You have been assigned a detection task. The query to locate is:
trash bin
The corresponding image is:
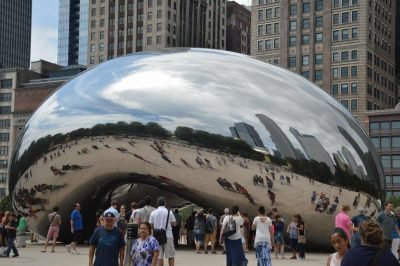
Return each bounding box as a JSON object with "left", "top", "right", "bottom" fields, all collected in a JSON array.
[{"left": 124, "top": 223, "right": 138, "bottom": 266}]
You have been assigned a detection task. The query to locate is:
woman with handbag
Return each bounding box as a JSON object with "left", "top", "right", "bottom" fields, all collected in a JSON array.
[
  {"left": 219, "top": 205, "right": 248, "bottom": 266},
  {"left": 41, "top": 207, "right": 61, "bottom": 253},
  {"left": 296, "top": 214, "right": 306, "bottom": 259}
]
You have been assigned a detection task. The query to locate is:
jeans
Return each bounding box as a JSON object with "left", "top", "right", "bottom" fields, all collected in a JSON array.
[
  {"left": 6, "top": 237, "right": 18, "bottom": 257},
  {"left": 297, "top": 243, "right": 305, "bottom": 258}
]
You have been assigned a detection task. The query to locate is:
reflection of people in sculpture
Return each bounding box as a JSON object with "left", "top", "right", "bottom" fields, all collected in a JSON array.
[
  {"left": 196, "top": 156, "right": 205, "bottom": 167},
  {"left": 180, "top": 158, "right": 193, "bottom": 168},
  {"left": 161, "top": 153, "right": 172, "bottom": 163},
  {"left": 311, "top": 191, "right": 317, "bottom": 204},
  {"left": 267, "top": 190, "right": 276, "bottom": 205},
  {"left": 352, "top": 193, "right": 360, "bottom": 208},
  {"left": 327, "top": 203, "right": 338, "bottom": 215},
  {"left": 216, "top": 178, "right": 234, "bottom": 191},
  {"left": 50, "top": 166, "right": 65, "bottom": 176}
]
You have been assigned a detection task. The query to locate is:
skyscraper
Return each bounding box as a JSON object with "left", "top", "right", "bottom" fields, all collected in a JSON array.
[
  {"left": 230, "top": 122, "right": 264, "bottom": 147},
  {"left": 58, "top": 0, "right": 89, "bottom": 66},
  {"left": 251, "top": 0, "right": 397, "bottom": 128},
  {"left": 87, "top": 0, "right": 226, "bottom": 66},
  {"left": 226, "top": 1, "right": 251, "bottom": 54},
  {"left": 0, "top": 0, "right": 32, "bottom": 69}
]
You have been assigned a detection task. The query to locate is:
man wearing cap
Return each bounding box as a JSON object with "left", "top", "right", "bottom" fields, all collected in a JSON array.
[
  {"left": 350, "top": 207, "right": 368, "bottom": 247},
  {"left": 89, "top": 211, "right": 125, "bottom": 266},
  {"left": 104, "top": 200, "right": 120, "bottom": 227},
  {"left": 376, "top": 201, "right": 400, "bottom": 248},
  {"left": 335, "top": 204, "right": 352, "bottom": 239}
]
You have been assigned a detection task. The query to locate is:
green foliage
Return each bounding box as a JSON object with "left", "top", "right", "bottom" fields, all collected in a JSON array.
[
  {"left": 0, "top": 195, "right": 12, "bottom": 212},
  {"left": 387, "top": 195, "right": 400, "bottom": 207}
]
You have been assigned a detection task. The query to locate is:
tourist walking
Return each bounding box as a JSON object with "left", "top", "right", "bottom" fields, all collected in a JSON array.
[
  {"left": 252, "top": 206, "right": 273, "bottom": 266},
  {"left": 42, "top": 207, "right": 61, "bottom": 253},
  {"left": 149, "top": 197, "right": 176, "bottom": 266},
  {"left": 66, "top": 202, "right": 83, "bottom": 255},
  {"left": 296, "top": 214, "right": 306, "bottom": 259},
  {"left": 219, "top": 208, "right": 229, "bottom": 254},
  {"left": 137, "top": 196, "right": 156, "bottom": 224},
  {"left": 326, "top": 228, "right": 349, "bottom": 266},
  {"left": 172, "top": 209, "right": 181, "bottom": 248},
  {"left": 104, "top": 200, "right": 119, "bottom": 227},
  {"left": 193, "top": 210, "right": 205, "bottom": 254},
  {"left": 204, "top": 208, "right": 217, "bottom": 254},
  {"left": 89, "top": 211, "right": 125, "bottom": 266},
  {"left": 184, "top": 211, "right": 196, "bottom": 247},
  {"left": 16, "top": 214, "right": 27, "bottom": 248},
  {"left": 219, "top": 205, "right": 248, "bottom": 266},
  {"left": 273, "top": 214, "right": 285, "bottom": 259},
  {"left": 376, "top": 201, "right": 400, "bottom": 248},
  {"left": 334, "top": 204, "right": 352, "bottom": 240},
  {"left": 350, "top": 207, "right": 367, "bottom": 248},
  {"left": 131, "top": 222, "right": 159, "bottom": 266},
  {"left": 117, "top": 205, "right": 128, "bottom": 237},
  {"left": 341, "top": 219, "right": 398, "bottom": 265},
  {"left": 287, "top": 215, "right": 298, "bottom": 259},
  {"left": 4, "top": 213, "right": 18, "bottom": 257}
]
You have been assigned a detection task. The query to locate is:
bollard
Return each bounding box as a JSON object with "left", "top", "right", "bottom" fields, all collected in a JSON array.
[{"left": 124, "top": 223, "right": 138, "bottom": 266}]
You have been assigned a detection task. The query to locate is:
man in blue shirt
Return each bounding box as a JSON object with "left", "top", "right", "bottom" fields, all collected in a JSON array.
[
  {"left": 66, "top": 202, "right": 83, "bottom": 255},
  {"left": 89, "top": 211, "right": 125, "bottom": 266}
]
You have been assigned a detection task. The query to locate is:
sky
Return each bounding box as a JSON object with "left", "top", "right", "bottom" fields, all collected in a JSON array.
[{"left": 30, "top": 0, "right": 252, "bottom": 63}]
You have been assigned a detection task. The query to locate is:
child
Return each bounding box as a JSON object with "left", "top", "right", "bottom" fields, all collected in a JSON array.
[{"left": 326, "top": 227, "right": 349, "bottom": 266}]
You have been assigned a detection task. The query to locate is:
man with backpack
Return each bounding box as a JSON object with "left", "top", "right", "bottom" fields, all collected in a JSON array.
[{"left": 204, "top": 208, "right": 218, "bottom": 254}]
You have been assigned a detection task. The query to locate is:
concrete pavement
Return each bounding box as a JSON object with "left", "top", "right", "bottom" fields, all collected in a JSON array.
[{"left": 2, "top": 242, "right": 329, "bottom": 266}]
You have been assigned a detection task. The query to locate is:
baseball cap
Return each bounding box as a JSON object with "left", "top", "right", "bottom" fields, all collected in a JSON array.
[{"left": 104, "top": 212, "right": 115, "bottom": 219}]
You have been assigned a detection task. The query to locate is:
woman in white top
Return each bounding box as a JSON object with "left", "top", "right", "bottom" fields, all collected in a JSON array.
[
  {"left": 326, "top": 227, "right": 349, "bottom": 266},
  {"left": 252, "top": 206, "right": 274, "bottom": 266},
  {"left": 219, "top": 205, "right": 248, "bottom": 266}
]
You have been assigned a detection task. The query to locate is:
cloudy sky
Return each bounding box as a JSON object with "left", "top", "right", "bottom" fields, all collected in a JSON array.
[{"left": 31, "top": 0, "right": 252, "bottom": 63}]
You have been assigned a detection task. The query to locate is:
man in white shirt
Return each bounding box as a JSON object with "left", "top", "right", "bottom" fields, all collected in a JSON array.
[
  {"left": 104, "top": 200, "right": 119, "bottom": 227},
  {"left": 149, "top": 197, "right": 176, "bottom": 266}
]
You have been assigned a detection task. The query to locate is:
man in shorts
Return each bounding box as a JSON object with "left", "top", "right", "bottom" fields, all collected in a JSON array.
[
  {"left": 66, "top": 203, "right": 83, "bottom": 255},
  {"left": 149, "top": 197, "right": 176, "bottom": 266}
]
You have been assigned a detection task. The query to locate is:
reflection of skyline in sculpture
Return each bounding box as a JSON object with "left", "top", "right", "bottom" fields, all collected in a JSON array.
[
  {"left": 256, "top": 114, "right": 301, "bottom": 159},
  {"left": 341, "top": 146, "right": 365, "bottom": 178},
  {"left": 290, "top": 127, "right": 335, "bottom": 174},
  {"left": 229, "top": 122, "right": 265, "bottom": 148}
]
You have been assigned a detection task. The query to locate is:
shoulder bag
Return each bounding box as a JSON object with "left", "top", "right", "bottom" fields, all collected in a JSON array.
[
  {"left": 222, "top": 215, "right": 236, "bottom": 237},
  {"left": 46, "top": 213, "right": 57, "bottom": 230},
  {"left": 153, "top": 209, "right": 170, "bottom": 245},
  {"left": 298, "top": 228, "right": 306, "bottom": 244}
]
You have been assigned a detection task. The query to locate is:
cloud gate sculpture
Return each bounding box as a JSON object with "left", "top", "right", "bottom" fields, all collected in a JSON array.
[{"left": 9, "top": 49, "right": 383, "bottom": 248}]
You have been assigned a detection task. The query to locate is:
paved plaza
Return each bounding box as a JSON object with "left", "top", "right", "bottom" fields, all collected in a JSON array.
[{"left": 2, "top": 242, "right": 329, "bottom": 266}]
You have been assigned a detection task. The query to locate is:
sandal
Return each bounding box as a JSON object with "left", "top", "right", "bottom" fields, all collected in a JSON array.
[
  {"left": 51, "top": 250, "right": 55, "bottom": 253},
  {"left": 41, "top": 250, "right": 46, "bottom": 253}
]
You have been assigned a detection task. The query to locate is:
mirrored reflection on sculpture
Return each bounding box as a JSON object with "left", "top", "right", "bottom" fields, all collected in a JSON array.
[{"left": 9, "top": 49, "right": 383, "bottom": 247}]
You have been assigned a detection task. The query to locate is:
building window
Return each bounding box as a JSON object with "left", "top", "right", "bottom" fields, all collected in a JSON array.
[
  {"left": 0, "top": 160, "right": 7, "bottom": 169},
  {"left": 258, "top": 10, "right": 263, "bottom": 20},
  {"left": 289, "top": 36, "right": 297, "bottom": 46},
  {"left": 341, "top": 100, "right": 349, "bottom": 110},
  {"left": 371, "top": 137, "right": 380, "bottom": 148},
  {"left": 274, "top": 23, "right": 280, "bottom": 33},
  {"left": 0, "top": 93, "right": 11, "bottom": 102},
  {"left": 290, "top": 4, "right": 297, "bottom": 16},
  {"left": 352, "top": 28, "right": 358, "bottom": 38},
  {"left": 333, "top": 0, "right": 340, "bottom": 8},
  {"left": 341, "top": 51, "right": 349, "bottom": 61},
  {"left": 0, "top": 146, "right": 7, "bottom": 156},
  {"left": 0, "top": 107, "right": 11, "bottom": 115},
  {"left": 351, "top": 99, "right": 357, "bottom": 110},
  {"left": 302, "top": 2, "right": 310, "bottom": 13},
  {"left": 302, "top": 18, "right": 309, "bottom": 29},
  {"left": 0, "top": 120, "right": 10, "bottom": 129},
  {"left": 266, "top": 8, "right": 272, "bottom": 19},
  {"left": 257, "top": 41, "right": 263, "bottom": 51},
  {"left": 302, "top": 35, "right": 309, "bottom": 44},
  {"left": 289, "top": 57, "right": 297, "bottom": 67},
  {"left": 258, "top": 25, "right": 264, "bottom": 35},
  {"left": 157, "top": 10, "right": 162, "bottom": 18},
  {"left": 315, "top": 70, "right": 322, "bottom": 80},
  {"left": 332, "top": 84, "right": 339, "bottom": 95},
  {"left": 341, "top": 83, "right": 349, "bottom": 94},
  {"left": 157, "top": 23, "right": 162, "bottom": 31},
  {"left": 302, "top": 71, "right": 310, "bottom": 79},
  {"left": 342, "top": 0, "right": 349, "bottom": 7},
  {"left": 351, "top": 50, "right": 357, "bottom": 60},
  {"left": 332, "top": 68, "right": 339, "bottom": 78},
  {"left": 333, "top": 30, "right": 339, "bottom": 41},
  {"left": 381, "top": 155, "right": 390, "bottom": 168},
  {"left": 0, "top": 133, "right": 9, "bottom": 142},
  {"left": 315, "top": 54, "right": 322, "bottom": 64},
  {"left": 315, "top": 16, "right": 323, "bottom": 27},
  {"left": 342, "top": 29, "right": 349, "bottom": 40},
  {"left": 332, "top": 52, "right": 339, "bottom": 61},
  {"left": 341, "top": 67, "right": 349, "bottom": 77},
  {"left": 290, "top": 21, "right": 297, "bottom": 31},
  {"left": 274, "top": 38, "right": 280, "bottom": 49},
  {"left": 333, "top": 14, "right": 339, "bottom": 24},
  {"left": 351, "top": 66, "right": 358, "bottom": 76},
  {"left": 315, "top": 0, "right": 323, "bottom": 11},
  {"left": 302, "top": 55, "right": 309, "bottom": 66},
  {"left": 392, "top": 121, "right": 400, "bottom": 129},
  {"left": 266, "top": 24, "right": 272, "bottom": 34},
  {"left": 392, "top": 137, "right": 400, "bottom": 148},
  {"left": 315, "top": 33, "right": 323, "bottom": 43},
  {"left": 275, "top": 7, "right": 280, "bottom": 17},
  {"left": 351, "top": 83, "right": 357, "bottom": 93},
  {"left": 265, "top": 39, "right": 272, "bottom": 49},
  {"left": 342, "top": 12, "right": 349, "bottom": 23},
  {"left": 352, "top": 11, "right": 358, "bottom": 21}
]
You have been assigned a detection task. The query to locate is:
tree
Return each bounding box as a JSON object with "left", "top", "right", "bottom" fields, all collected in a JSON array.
[{"left": 0, "top": 195, "right": 12, "bottom": 212}]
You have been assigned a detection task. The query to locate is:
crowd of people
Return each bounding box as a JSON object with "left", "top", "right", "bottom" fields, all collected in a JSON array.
[{"left": 329, "top": 201, "right": 400, "bottom": 265}]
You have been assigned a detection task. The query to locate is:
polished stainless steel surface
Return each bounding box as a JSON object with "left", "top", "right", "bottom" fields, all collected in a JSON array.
[{"left": 9, "top": 48, "right": 383, "bottom": 247}]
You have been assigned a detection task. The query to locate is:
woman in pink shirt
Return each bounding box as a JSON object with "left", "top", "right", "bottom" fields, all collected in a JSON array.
[{"left": 335, "top": 204, "right": 352, "bottom": 239}]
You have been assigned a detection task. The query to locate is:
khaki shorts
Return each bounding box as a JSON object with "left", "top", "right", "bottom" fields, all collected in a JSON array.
[
  {"left": 204, "top": 232, "right": 216, "bottom": 245},
  {"left": 158, "top": 237, "right": 175, "bottom": 259}
]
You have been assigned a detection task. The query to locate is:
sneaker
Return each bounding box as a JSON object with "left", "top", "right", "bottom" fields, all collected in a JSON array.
[
  {"left": 290, "top": 256, "right": 297, "bottom": 259},
  {"left": 72, "top": 250, "right": 80, "bottom": 255},
  {"left": 66, "top": 245, "right": 71, "bottom": 254},
  {"left": 12, "top": 254, "right": 19, "bottom": 257}
]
